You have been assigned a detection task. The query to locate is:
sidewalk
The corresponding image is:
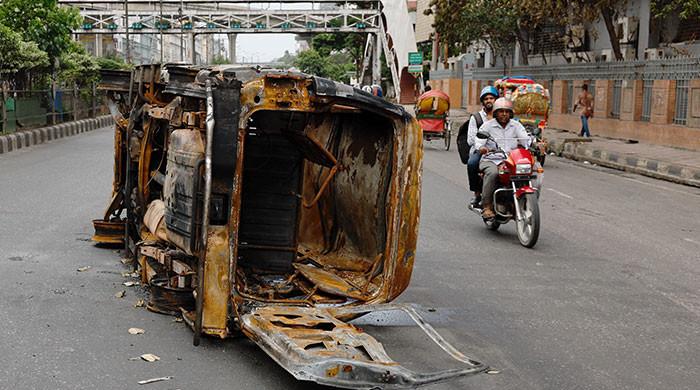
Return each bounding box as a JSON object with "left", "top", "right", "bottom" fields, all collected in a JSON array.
[
  {"left": 448, "top": 108, "right": 700, "bottom": 188},
  {"left": 0, "top": 115, "right": 112, "bottom": 155}
]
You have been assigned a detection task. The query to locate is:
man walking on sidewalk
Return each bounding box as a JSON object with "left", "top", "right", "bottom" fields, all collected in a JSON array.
[{"left": 574, "top": 84, "right": 594, "bottom": 137}]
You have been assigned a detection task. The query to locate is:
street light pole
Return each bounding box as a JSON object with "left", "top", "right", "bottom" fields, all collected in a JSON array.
[{"left": 125, "top": 0, "right": 130, "bottom": 63}]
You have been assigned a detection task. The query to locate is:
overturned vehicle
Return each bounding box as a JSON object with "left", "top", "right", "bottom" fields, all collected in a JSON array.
[{"left": 93, "top": 64, "right": 487, "bottom": 389}]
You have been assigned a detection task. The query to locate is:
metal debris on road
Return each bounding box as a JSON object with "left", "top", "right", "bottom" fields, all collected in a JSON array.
[
  {"left": 115, "top": 290, "right": 126, "bottom": 298},
  {"left": 77, "top": 266, "right": 91, "bottom": 272},
  {"left": 137, "top": 376, "right": 172, "bottom": 385},
  {"left": 134, "top": 299, "right": 145, "bottom": 307},
  {"left": 123, "top": 281, "right": 138, "bottom": 287},
  {"left": 486, "top": 369, "right": 501, "bottom": 375},
  {"left": 128, "top": 327, "right": 145, "bottom": 335}
]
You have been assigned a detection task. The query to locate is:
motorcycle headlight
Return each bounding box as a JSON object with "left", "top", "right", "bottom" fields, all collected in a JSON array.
[{"left": 516, "top": 163, "right": 532, "bottom": 174}]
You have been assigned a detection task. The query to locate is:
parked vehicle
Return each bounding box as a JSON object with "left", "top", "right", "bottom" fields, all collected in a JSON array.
[
  {"left": 414, "top": 90, "right": 451, "bottom": 150},
  {"left": 495, "top": 77, "right": 550, "bottom": 165},
  {"left": 468, "top": 131, "right": 543, "bottom": 248},
  {"left": 92, "top": 64, "right": 487, "bottom": 389}
]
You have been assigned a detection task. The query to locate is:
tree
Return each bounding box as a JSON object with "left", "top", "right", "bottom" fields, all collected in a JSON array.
[
  {"left": 652, "top": 0, "right": 700, "bottom": 19},
  {"left": 58, "top": 42, "right": 99, "bottom": 87},
  {"left": 311, "top": 33, "right": 364, "bottom": 77},
  {"left": 293, "top": 49, "right": 354, "bottom": 83},
  {"left": 0, "top": 24, "right": 49, "bottom": 77},
  {"left": 0, "top": 0, "right": 81, "bottom": 66}
]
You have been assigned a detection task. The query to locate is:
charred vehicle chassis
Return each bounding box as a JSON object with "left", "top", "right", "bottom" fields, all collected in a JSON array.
[{"left": 93, "top": 64, "right": 487, "bottom": 389}]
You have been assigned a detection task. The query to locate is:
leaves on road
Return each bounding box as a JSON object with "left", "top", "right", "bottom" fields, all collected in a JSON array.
[
  {"left": 77, "top": 266, "right": 91, "bottom": 272},
  {"left": 128, "top": 327, "right": 145, "bottom": 335},
  {"left": 115, "top": 290, "right": 126, "bottom": 298}
]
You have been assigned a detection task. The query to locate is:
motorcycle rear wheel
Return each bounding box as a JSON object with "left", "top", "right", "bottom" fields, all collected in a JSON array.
[{"left": 516, "top": 193, "right": 540, "bottom": 248}]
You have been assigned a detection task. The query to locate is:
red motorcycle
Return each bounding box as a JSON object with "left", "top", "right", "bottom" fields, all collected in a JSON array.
[{"left": 469, "top": 131, "right": 543, "bottom": 248}]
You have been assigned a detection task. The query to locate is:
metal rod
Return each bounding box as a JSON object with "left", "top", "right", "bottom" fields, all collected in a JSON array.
[{"left": 194, "top": 79, "right": 215, "bottom": 346}]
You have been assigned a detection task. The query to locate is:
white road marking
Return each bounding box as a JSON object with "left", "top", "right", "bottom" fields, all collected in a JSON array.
[
  {"left": 683, "top": 238, "right": 700, "bottom": 245},
  {"left": 620, "top": 176, "right": 698, "bottom": 197},
  {"left": 547, "top": 188, "right": 573, "bottom": 199}
]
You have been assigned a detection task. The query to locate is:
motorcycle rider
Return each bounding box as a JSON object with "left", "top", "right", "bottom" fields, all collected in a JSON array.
[
  {"left": 475, "top": 97, "right": 530, "bottom": 219},
  {"left": 458, "top": 86, "right": 498, "bottom": 207}
]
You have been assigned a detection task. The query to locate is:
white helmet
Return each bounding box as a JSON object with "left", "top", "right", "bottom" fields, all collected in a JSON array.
[{"left": 493, "top": 97, "right": 514, "bottom": 113}]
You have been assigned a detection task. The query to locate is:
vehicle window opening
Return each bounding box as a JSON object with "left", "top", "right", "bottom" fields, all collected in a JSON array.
[{"left": 236, "top": 110, "right": 395, "bottom": 304}]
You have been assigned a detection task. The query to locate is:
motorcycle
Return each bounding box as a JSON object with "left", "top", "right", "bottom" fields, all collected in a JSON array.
[{"left": 468, "top": 131, "right": 543, "bottom": 248}]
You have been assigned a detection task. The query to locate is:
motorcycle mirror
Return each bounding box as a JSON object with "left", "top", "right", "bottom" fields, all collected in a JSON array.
[{"left": 476, "top": 131, "right": 490, "bottom": 140}]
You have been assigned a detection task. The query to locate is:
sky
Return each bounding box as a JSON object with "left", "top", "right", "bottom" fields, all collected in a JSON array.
[{"left": 236, "top": 33, "right": 297, "bottom": 63}]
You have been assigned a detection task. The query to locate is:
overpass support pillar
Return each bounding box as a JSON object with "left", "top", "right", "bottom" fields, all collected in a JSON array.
[
  {"left": 372, "top": 33, "right": 382, "bottom": 86},
  {"left": 228, "top": 34, "right": 237, "bottom": 64}
]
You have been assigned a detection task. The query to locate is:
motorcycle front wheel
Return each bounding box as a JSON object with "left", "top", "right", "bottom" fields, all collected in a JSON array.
[{"left": 516, "top": 193, "right": 540, "bottom": 248}]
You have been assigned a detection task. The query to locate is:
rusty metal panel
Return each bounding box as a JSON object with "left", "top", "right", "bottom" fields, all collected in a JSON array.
[{"left": 241, "top": 304, "right": 487, "bottom": 389}]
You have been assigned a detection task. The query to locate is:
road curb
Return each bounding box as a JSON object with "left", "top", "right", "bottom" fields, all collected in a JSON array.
[
  {"left": 0, "top": 115, "right": 112, "bottom": 156},
  {"left": 551, "top": 139, "right": 700, "bottom": 188}
]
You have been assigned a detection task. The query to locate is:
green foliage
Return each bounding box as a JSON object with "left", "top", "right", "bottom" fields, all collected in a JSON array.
[
  {"left": 311, "top": 33, "right": 365, "bottom": 75},
  {"left": 212, "top": 54, "right": 229, "bottom": 65},
  {"left": 293, "top": 49, "right": 355, "bottom": 83},
  {"left": 0, "top": 0, "right": 82, "bottom": 65},
  {"left": 652, "top": 0, "right": 700, "bottom": 19},
  {"left": 427, "top": 0, "right": 631, "bottom": 62},
  {"left": 96, "top": 55, "right": 132, "bottom": 70},
  {"left": 0, "top": 23, "right": 49, "bottom": 75},
  {"left": 58, "top": 42, "right": 99, "bottom": 87}
]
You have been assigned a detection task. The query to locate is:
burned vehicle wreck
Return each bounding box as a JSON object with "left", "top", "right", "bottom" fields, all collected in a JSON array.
[{"left": 93, "top": 64, "right": 487, "bottom": 388}]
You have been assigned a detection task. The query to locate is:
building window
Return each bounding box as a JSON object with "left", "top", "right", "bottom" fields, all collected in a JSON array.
[
  {"left": 566, "top": 81, "right": 574, "bottom": 113},
  {"left": 588, "top": 80, "right": 596, "bottom": 100},
  {"left": 641, "top": 80, "right": 653, "bottom": 122},
  {"left": 611, "top": 80, "right": 622, "bottom": 119},
  {"left": 674, "top": 80, "right": 689, "bottom": 125}
]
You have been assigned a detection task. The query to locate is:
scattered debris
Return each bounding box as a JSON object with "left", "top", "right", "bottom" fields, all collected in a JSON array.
[
  {"left": 128, "top": 327, "right": 145, "bottom": 335},
  {"left": 77, "top": 266, "right": 91, "bottom": 272},
  {"left": 121, "top": 271, "right": 132, "bottom": 277},
  {"left": 140, "top": 353, "right": 160, "bottom": 362},
  {"left": 583, "top": 161, "right": 590, "bottom": 165},
  {"left": 8, "top": 256, "right": 23, "bottom": 262},
  {"left": 115, "top": 290, "right": 126, "bottom": 298},
  {"left": 486, "top": 369, "right": 501, "bottom": 375},
  {"left": 138, "top": 376, "right": 172, "bottom": 385},
  {"left": 172, "top": 317, "right": 183, "bottom": 323},
  {"left": 123, "top": 281, "right": 139, "bottom": 287},
  {"left": 134, "top": 299, "right": 145, "bottom": 308},
  {"left": 120, "top": 258, "right": 132, "bottom": 265}
]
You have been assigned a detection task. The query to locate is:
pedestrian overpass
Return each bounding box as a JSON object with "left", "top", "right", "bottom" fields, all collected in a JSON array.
[{"left": 58, "top": 0, "right": 420, "bottom": 102}]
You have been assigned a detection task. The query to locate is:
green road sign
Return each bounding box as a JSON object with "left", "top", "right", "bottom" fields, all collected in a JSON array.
[
  {"left": 408, "top": 64, "right": 423, "bottom": 73},
  {"left": 408, "top": 52, "right": 422, "bottom": 65}
]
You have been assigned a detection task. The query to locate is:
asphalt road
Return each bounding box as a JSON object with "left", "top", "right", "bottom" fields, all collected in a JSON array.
[{"left": 1, "top": 129, "right": 698, "bottom": 390}]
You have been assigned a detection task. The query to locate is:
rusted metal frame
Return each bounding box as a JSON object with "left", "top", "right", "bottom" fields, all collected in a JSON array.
[
  {"left": 228, "top": 123, "right": 247, "bottom": 314},
  {"left": 193, "top": 79, "right": 215, "bottom": 346},
  {"left": 240, "top": 244, "right": 297, "bottom": 252},
  {"left": 303, "top": 164, "right": 339, "bottom": 209},
  {"left": 332, "top": 304, "right": 485, "bottom": 368},
  {"left": 240, "top": 304, "right": 486, "bottom": 389}
]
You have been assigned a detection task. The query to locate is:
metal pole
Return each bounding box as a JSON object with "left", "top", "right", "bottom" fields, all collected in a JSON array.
[
  {"left": 125, "top": 0, "right": 131, "bottom": 63},
  {"left": 179, "top": 1, "right": 184, "bottom": 62},
  {"left": 160, "top": 0, "right": 164, "bottom": 63},
  {"left": 191, "top": 33, "right": 197, "bottom": 64},
  {"left": 194, "top": 79, "right": 215, "bottom": 346}
]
